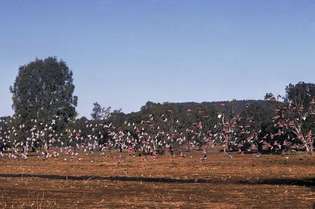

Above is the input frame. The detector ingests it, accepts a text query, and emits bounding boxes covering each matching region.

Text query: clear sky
[1,0,315,118]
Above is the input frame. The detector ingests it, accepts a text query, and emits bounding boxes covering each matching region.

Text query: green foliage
[286,82,315,109]
[91,102,111,121]
[10,57,78,123]
[264,93,275,101]
[110,100,272,133]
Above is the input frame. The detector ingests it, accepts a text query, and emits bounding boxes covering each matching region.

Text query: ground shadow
[0,173,314,188]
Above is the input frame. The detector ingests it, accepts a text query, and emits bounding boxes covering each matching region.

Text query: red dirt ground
[0,151,314,208]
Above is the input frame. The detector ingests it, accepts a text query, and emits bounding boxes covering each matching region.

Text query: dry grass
[0,151,314,208]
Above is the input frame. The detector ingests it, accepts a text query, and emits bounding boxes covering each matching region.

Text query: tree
[264,93,276,101]
[286,82,315,110]
[285,82,315,153]
[10,57,78,123]
[287,97,315,153]
[91,102,111,121]
[261,96,315,154]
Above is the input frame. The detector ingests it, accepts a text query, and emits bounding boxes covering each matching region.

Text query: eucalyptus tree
[11,57,77,123]
[10,57,78,147]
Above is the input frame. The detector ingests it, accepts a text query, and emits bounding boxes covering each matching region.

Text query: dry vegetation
[0,151,314,209]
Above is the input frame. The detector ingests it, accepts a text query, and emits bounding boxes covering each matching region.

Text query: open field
[0,151,314,209]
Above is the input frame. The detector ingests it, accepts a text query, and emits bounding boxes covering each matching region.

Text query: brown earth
[0,151,314,209]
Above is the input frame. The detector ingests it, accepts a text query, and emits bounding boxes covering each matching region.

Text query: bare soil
[0,151,314,208]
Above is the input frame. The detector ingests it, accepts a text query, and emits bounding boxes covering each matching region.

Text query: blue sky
[1,0,315,117]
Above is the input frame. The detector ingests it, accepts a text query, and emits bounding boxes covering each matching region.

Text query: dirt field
[0,151,314,209]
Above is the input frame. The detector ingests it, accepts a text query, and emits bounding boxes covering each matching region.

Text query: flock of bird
[0,109,312,160]
[0,114,215,160]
